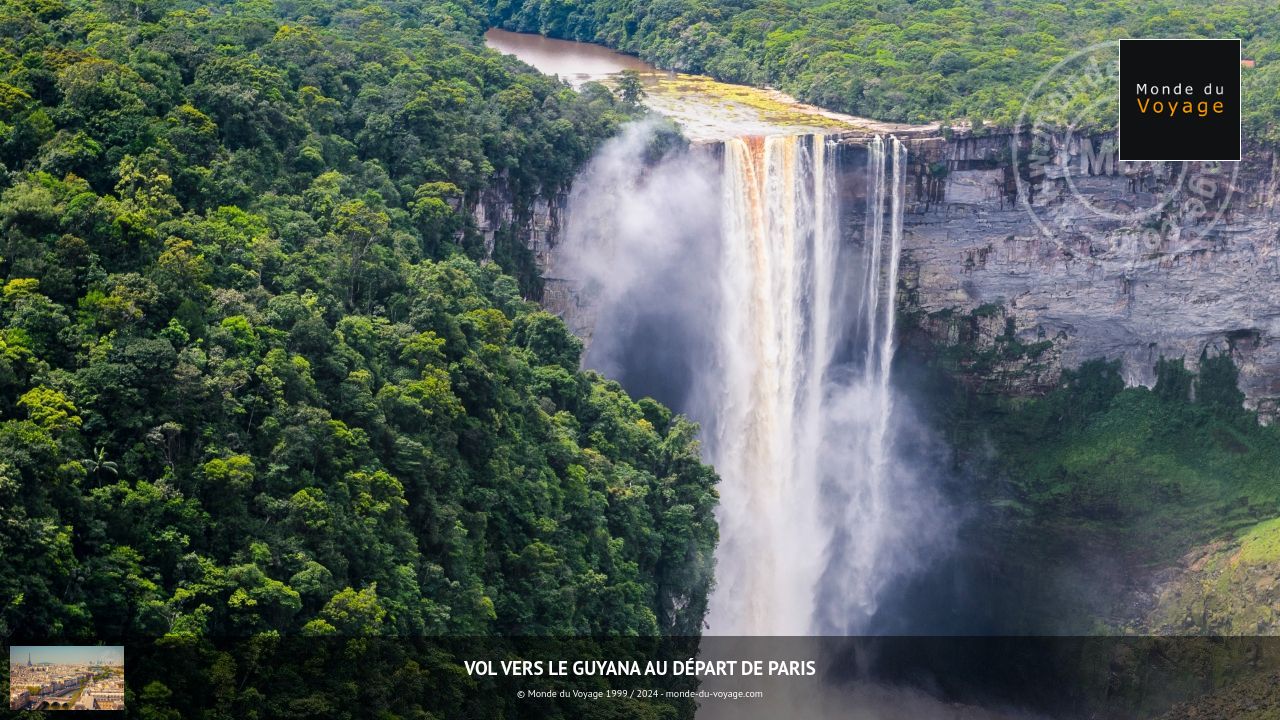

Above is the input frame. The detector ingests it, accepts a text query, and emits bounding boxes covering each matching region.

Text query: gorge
[486,30,1280,640]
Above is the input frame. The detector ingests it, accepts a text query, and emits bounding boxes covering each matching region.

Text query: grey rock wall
[878,132,1280,419]
[469,182,565,286]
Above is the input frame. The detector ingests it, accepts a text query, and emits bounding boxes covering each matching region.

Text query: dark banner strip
[7,636,1280,718]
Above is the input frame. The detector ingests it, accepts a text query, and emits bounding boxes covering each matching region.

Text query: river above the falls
[484,28,935,142]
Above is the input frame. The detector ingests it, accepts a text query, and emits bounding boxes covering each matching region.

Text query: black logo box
[1119,38,1241,162]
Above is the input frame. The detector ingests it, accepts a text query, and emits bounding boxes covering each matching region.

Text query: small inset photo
[8,646,124,711]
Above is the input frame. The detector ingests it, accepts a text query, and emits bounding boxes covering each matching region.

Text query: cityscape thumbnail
[8,646,124,711]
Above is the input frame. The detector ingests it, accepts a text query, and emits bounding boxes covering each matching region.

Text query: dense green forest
[0,0,719,644]
[487,0,1280,140]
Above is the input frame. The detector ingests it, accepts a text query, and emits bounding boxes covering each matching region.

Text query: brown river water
[484,29,655,85]
[484,29,933,141]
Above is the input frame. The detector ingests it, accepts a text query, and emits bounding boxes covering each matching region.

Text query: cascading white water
[706,134,908,635]
[554,124,915,636]
[814,134,910,634]
[706,135,831,635]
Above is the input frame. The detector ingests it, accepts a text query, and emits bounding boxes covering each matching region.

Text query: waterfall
[815,134,910,634]
[706,135,830,635]
[706,134,908,635]
[555,124,916,636]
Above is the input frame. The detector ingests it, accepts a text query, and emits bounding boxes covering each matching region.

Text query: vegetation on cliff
[928,346,1280,631]
[487,0,1280,140]
[1143,516,1280,634]
[971,356,1276,545]
[0,0,718,648]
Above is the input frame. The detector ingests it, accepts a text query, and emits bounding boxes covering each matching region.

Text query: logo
[1119,39,1241,162]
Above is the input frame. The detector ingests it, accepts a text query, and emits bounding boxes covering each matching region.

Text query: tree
[1196,352,1247,420]
[18,386,82,434]
[318,585,385,635]
[331,200,390,310]
[1154,357,1194,403]
[616,70,646,109]
[82,445,119,479]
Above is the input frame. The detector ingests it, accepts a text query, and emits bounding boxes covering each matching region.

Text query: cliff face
[877,132,1280,419]
[471,186,564,268]
[532,129,1280,418]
